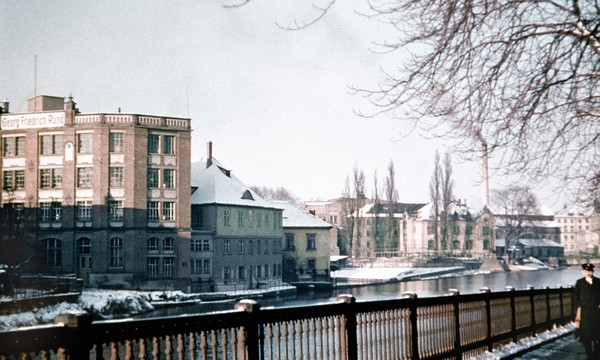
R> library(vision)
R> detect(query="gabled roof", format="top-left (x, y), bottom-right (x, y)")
top-left (365, 203), bottom-right (429, 216)
top-left (272, 201), bottom-right (332, 229)
top-left (190, 158), bottom-right (277, 209)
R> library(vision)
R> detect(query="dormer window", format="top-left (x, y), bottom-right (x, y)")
top-left (241, 190), bottom-right (254, 201)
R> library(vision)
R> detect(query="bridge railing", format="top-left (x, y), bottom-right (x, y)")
top-left (0, 286), bottom-right (574, 360)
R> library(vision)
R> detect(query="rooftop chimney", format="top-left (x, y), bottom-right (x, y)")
top-left (1, 98), bottom-right (8, 113)
top-left (206, 141), bottom-right (213, 168)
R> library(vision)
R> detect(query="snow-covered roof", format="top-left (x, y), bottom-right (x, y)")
top-left (495, 238), bottom-right (563, 248)
top-left (555, 205), bottom-right (595, 217)
top-left (271, 201), bottom-right (332, 228)
top-left (190, 158), bottom-right (277, 209)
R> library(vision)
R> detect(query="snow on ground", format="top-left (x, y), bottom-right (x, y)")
top-left (0, 290), bottom-right (190, 331)
top-left (474, 323), bottom-right (575, 360)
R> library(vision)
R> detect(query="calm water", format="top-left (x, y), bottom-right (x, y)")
top-left (138, 268), bottom-right (583, 318)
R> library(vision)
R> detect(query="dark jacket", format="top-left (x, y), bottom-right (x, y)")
top-left (574, 276), bottom-right (600, 341)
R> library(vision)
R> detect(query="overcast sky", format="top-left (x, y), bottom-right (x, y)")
top-left (0, 1), bottom-right (568, 209)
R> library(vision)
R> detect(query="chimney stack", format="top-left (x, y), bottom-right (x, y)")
top-left (206, 141), bottom-right (213, 168)
top-left (1, 98), bottom-right (8, 113)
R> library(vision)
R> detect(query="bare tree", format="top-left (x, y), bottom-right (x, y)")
top-left (234, 1), bottom-right (600, 201)
top-left (359, 1), bottom-right (600, 202)
top-left (384, 160), bottom-right (400, 254)
top-left (352, 164), bottom-right (366, 257)
top-left (441, 153), bottom-right (455, 221)
top-left (492, 186), bottom-right (539, 263)
top-left (429, 151), bottom-right (442, 252)
top-left (372, 170), bottom-right (384, 256)
top-left (250, 185), bottom-right (298, 202)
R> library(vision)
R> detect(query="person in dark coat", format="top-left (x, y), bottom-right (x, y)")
top-left (574, 263), bottom-right (600, 359)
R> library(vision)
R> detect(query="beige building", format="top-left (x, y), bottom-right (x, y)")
top-left (0, 95), bottom-right (192, 290)
top-left (276, 201), bottom-right (332, 283)
top-left (555, 205), bottom-right (600, 255)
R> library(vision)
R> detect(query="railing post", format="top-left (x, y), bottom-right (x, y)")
top-left (337, 294), bottom-right (357, 360)
top-left (235, 299), bottom-right (261, 360)
top-left (53, 310), bottom-right (92, 359)
top-left (525, 285), bottom-right (536, 336)
top-left (505, 286), bottom-right (517, 343)
top-left (448, 289), bottom-right (462, 360)
top-left (542, 285), bottom-right (552, 329)
top-left (480, 287), bottom-right (493, 352)
top-left (402, 291), bottom-right (420, 360)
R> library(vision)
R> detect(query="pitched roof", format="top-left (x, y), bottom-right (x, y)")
top-left (271, 201), bottom-right (332, 229)
top-left (190, 158), bottom-right (277, 209)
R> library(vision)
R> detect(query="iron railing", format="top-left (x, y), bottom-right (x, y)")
top-left (0, 286), bottom-right (574, 360)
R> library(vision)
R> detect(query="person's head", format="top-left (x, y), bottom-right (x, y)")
top-left (582, 263), bottom-right (595, 278)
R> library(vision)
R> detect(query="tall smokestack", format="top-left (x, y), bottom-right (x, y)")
top-left (482, 141), bottom-right (490, 208)
top-left (206, 141), bottom-right (213, 168)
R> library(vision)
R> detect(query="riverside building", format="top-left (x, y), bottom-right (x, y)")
top-left (0, 95), bottom-right (192, 290)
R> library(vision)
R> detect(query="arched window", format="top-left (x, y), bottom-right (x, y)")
top-left (43, 238), bottom-right (61, 267)
top-left (109, 237), bottom-right (123, 267)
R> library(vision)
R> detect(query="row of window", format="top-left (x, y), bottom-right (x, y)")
top-left (223, 264), bottom-right (282, 281)
top-left (7, 200), bottom-right (173, 223)
top-left (284, 233), bottom-right (317, 251)
top-left (3, 167), bottom-right (177, 190)
top-left (147, 257), bottom-right (175, 279)
top-left (222, 239), bottom-right (282, 255)
top-left (2, 132), bottom-right (176, 157)
top-left (42, 237), bottom-right (123, 268)
top-left (222, 209), bottom-right (282, 229)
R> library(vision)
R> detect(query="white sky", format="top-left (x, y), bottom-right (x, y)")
top-left (0, 1), bottom-right (568, 209)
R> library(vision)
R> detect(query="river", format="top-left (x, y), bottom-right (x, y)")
top-left (137, 268), bottom-right (583, 318)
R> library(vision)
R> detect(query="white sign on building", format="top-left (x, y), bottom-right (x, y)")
top-left (1, 112), bottom-right (65, 130)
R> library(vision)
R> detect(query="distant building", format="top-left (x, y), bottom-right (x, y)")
top-left (495, 238), bottom-right (564, 264)
top-left (0, 95), bottom-right (192, 290)
top-left (190, 149), bottom-right (283, 292)
top-left (274, 201), bottom-right (332, 283)
top-left (492, 206), bottom-right (561, 245)
top-left (555, 205), bottom-right (600, 255)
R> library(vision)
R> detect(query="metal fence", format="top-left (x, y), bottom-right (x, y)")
top-left (0, 286), bottom-right (573, 360)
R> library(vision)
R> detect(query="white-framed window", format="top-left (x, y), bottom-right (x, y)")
top-left (238, 210), bottom-right (244, 227)
top-left (148, 134), bottom-right (160, 153)
top-left (148, 237), bottom-right (159, 252)
top-left (148, 257), bottom-right (159, 279)
top-left (109, 237), bottom-right (123, 267)
top-left (40, 168), bottom-right (60, 189)
top-left (163, 135), bottom-right (175, 154)
top-left (238, 240), bottom-right (244, 254)
top-left (147, 201), bottom-right (159, 221)
top-left (3, 136), bottom-right (25, 157)
top-left (223, 266), bottom-right (231, 281)
top-left (109, 167), bottom-right (123, 188)
top-left (109, 132), bottom-right (124, 153)
top-left (162, 201), bottom-right (175, 220)
top-left (163, 169), bottom-right (175, 188)
top-left (77, 167), bottom-right (92, 188)
top-left (191, 259), bottom-right (201, 275)
top-left (224, 209), bottom-right (231, 227)
top-left (77, 133), bottom-right (92, 154)
top-left (77, 201), bottom-right (92, 221)
top-left (40, 134), bottom-right (62, 155)
top-left (163, 237), bottom-right (174, 252)
top-left (147, 168), bottom-right (159, 188)
top-left (285, 233), bottom-right (295, 250)
top-left (163, 257), bottom-right (174, 279)
top-left (109, 200), bottom-right (123, 220)
top-left (224, 240), bottom-right (230, 254)
top-left (39, 202), bottom-right (61, 222)
top-left (3, 170), bottom-right (25, 190)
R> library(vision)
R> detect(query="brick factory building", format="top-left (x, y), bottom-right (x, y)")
top-left (0, 95), bottom-right (192, 290)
